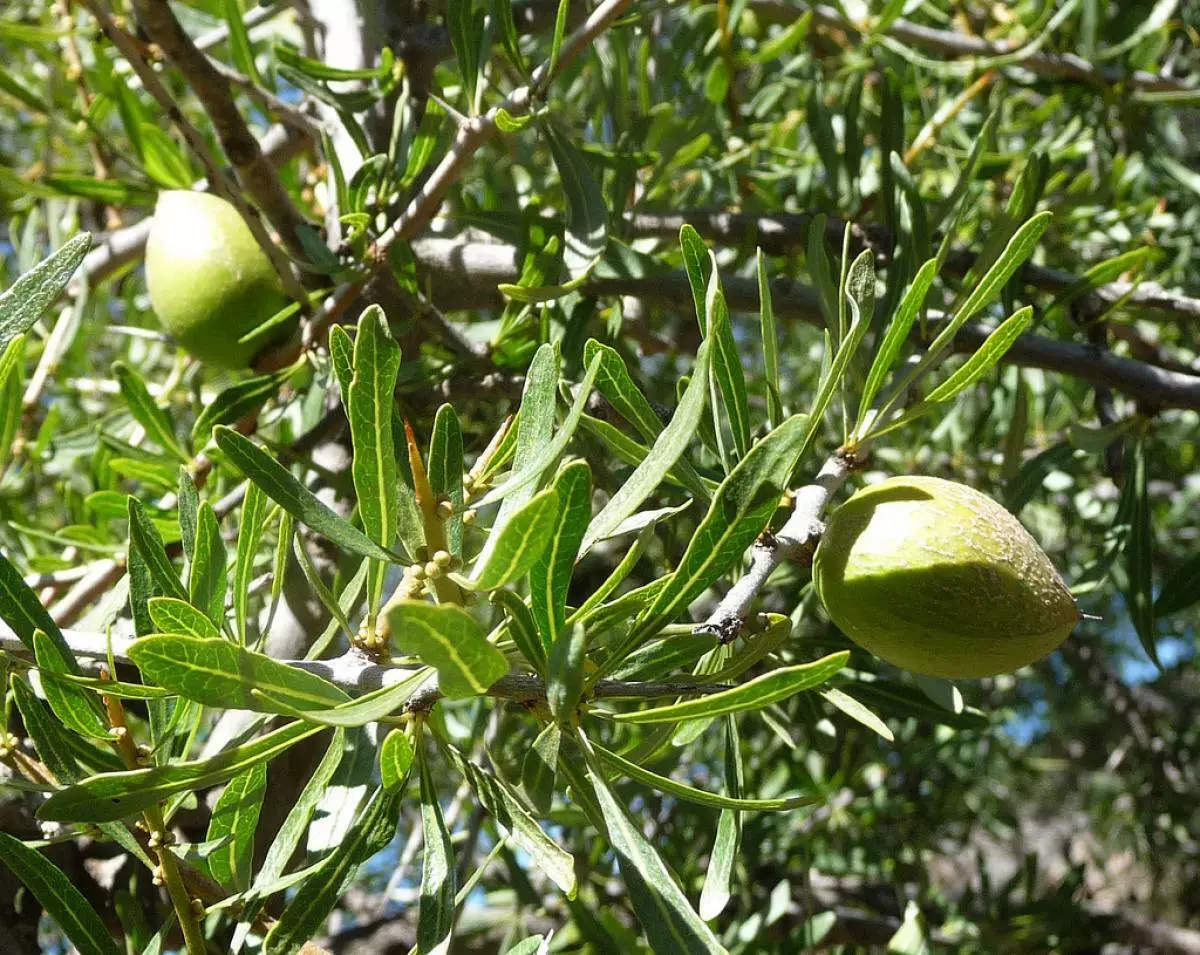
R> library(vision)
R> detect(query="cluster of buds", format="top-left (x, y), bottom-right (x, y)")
top-left (0, 731), bottom-right (21, 760)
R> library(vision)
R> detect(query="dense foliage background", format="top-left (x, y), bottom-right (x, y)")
top-left (0, 0), bottom-right (1198, 952)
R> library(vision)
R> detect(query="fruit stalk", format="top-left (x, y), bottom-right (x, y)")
top-left (699, 450), bottom-right (860, 640)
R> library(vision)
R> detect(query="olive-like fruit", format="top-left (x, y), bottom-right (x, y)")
top-left (812, 476), bottom-right (1080, 679)
top-left (145, 191), bottom-right (293, 369)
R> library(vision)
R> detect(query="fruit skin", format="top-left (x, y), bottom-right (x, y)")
top-left (145, 191), bottom-right (293, 369)
top-left (812, 476), bottom-right (1080, 679)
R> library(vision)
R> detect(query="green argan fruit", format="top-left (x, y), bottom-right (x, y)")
top-left (812, 476), bottom-right (1080, 679)
top-left (145, 191), bottom-right (293, 369)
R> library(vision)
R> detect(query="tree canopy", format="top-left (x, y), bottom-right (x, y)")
top-left (0, 0), bottom-right (1198, 953)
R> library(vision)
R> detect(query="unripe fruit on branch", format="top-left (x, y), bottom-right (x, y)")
top-left (812, 476), bottom-right (1080, 679)
top-left (145, 191), bottom-right (294, 369)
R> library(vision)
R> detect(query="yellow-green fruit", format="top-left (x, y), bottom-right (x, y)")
top-left (145, 191), bottom-right (292, 369)
top-left (812, 476), bottom-right (1080, 679)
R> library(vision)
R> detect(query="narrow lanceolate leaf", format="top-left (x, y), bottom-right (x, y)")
top-left (428, 403), bottom-right (465, 556)
top-left (0, 832), bottom-right (122, 955)
top-left (193, 365), bottom-right (300, 445)
top-left (442, 743), bottom-right (577, 896)
top-left (207, 763), bottom-right (268, 892)
top-left (1155, 552), bottom-right (1200, 617)
top-left (609, 653), bottom-right (849, 724)
top-left (32, 631), bottom-right (110, 740)
top-left (0, 337), bottom-right (25, 472)
top-left (214, 427), bottom-right (398, 562)
top-left (113, 361), bottom-right (186, 461)
top-left (39, 720), bottom-right (321, 823)
top-left (387, 601), bottom-right (508, 699)
top-left (0, 551), bottom-right (73, 662)
top-left (469, 343), bottom-right (556, 570)
top-left (574, 731), bottom-right (728, 955)
top-left (594, 742), bottom-right (816, 812)
top-left (0, 232), bottom-right (91, 350)
top-left (522, 723), bottom-right (561, 815)
top-left (699, 719), bottom-right (742, 920)
top-left (329, 324), bottom-right (354, 401)
top-left (530, 462), bottom-right (591, 645)
top-left (380, 729), bottom-right (414, 793)
top-left (264, 786), bottom-right (399, 955)
top-left (821, 687), bottom-right (895, 742)
top-left (348, 306), bottom-right (401, 550)
top-left (471, 486), bottom-right (560, 591)
top-left (128, 634), bottom-right (349, 713)
top-left (545, 124), bottom-right (608, 278)
top-left (127, 497), bottom-right (188, 602)
top-left (475, 353), bottom-right (601, 509)
top-left (679, 224), bottom-right (711, 331)
top-left (1124, 433), bottom-right (1159, 667)
top-left (234, 484), bottom-right (270, 643)
top-left (638, 415), bottom-right (811, 635)
top-left (581, 340), bottom-right (713, 554)
top-left (418, 747), bottom-right (456, 955)
top-left (547, 622), bottom-right (586, 724)
top-left (258, 670), bottom-right (427, 728)
top-left (709, 287), bottom-right (750, 459)
top-left (924, 306), bottom-right (1034, 404)
top-left (581, 339), bottom-right (710, 502)
top-left (758, 249), bottom-right (783, 429)
top-left (148, 597), bottom-right (221, 637)
top-left (856, 257), bottom-right (938, 431)
top-left (189, 502), bottom-right (227, 626)
top-left (493, 589), bottom-right (547, 676)
top-left (178, 470), bottom-right (200, 562)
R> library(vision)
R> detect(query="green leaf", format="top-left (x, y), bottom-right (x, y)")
top-left (234, 483), bottom-right (271, 643)
top-left (138, 124), bottom-right (195, 190)
top-left (418, 745), bottom-right (456, 955)
top-left (12, 676), bottom-right (83, 783)
top-left (222, 0), bottom-right (263, 86)
top-left (214, 427), bottom-right (398, 563)
top-left (0, 833), bottom-right (122, 955)
top-left (39, 720), bottom-right (320, 823)
top-left (572, 731), bottom-right (728, 954)
top-left (842, 678), bottom-right (988, 730)
top-left (475, 353), bottom-right (601, 508)
top-left (594, 741), bottom-right (816, 812)
top-left (821, 687), bottom-right (895, 741)
top-left (441, 742), bottom-right (577, 896)
top-left (609, 653), bottom-right (849, 724)
top-left (0, 232), bottom-right (91, 351)
top-left (581, 340), bottom-right (711, 554)
top-left (856, 257), bottom-right (937, 432)
top-left (1124, 433), bottom-right (1159, 667)
top-left (758, 249), bottom-right (784, 429)
top-left (547, 622), bottom-right (586, 724)
top-left (521, 723), bottom-right (561, 815)
top-left (387, 601), bottom-right (508, 699)
top-left (206, 762), bottom-right (268, 892)
top-left (257, 670), bottom-right (427, 727)
top-left (471, 486), bottom-right (561, 591)
top-left (709, 282), bottom-right (750, 459)
top-left (493, 589), bottom-right (547, 675)
top-left (112, 361), bottom-right (186, 461)
top-left (0, 336), bottom-right (24, 472)
top-left (380, 729), bottom-right (414, 793)
top-left (635, 414), bottom-right (811, 637)
top-left (177, 470), bottom-right (199, 562)
top-left (0, 550), bottom-right (79, 666)
top-left (923, 306), bottom-right (1035, 404)
top-left (192, 366), bottom-right (299, 446)
top-left (1155, 552), bottom-right (1200, 617)
top-left (530, 462), bottom-right (591, 645)
top-left (127, 497), bottom-right (187, 602)
top-left (698, 719), bottom-right (742, 920)
top-left (582, 339), bottom-right (710, 505)
top-left (128, 634), bottom-right (349, 713)
top-left (32, 631), bottom-right (111, 741)
top-left (448, 0), bottom-right (485, 110)
top-left (348, 305), bottom-right (402, 550)
top-left (188, 502), bottom-right (227, 627)
top-left (264, 785), bottom-right (399, 955)
top-left (428, 403), bottom-right (465, 557)
top-left (545, 123), bottom-right (608, 279)
top-left (679, 224), bottom-right (710, 332)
